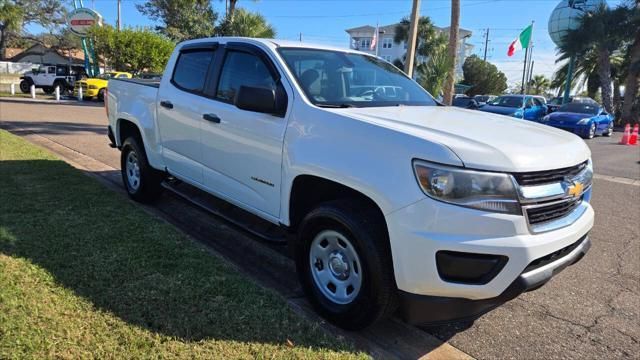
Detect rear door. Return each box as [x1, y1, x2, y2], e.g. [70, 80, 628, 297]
[198, 43, 290, 219]
[156, 43, 218, 184]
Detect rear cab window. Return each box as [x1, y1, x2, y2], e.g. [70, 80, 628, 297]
[171, 49, 215, 93]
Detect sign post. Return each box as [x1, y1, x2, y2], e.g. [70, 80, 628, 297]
[67, 6, 103, 78]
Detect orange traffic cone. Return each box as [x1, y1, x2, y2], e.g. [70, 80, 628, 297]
[620, 123, 631, 145]
[629, 124, 639, 145]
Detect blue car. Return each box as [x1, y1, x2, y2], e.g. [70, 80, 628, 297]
[477, 94, 547, 121]
[539, 102, 613, 139]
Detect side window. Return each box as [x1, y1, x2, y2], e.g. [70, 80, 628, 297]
[534, 98, 543, 107]
[48, 66, 56, 74]
[117, 74, 128, 78]
[216, 50, 276, 103]
[172, 49, 214, 93]
[525, 98, 534, 107]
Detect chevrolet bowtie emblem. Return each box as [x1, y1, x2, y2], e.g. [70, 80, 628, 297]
[567, 181, 584, 197]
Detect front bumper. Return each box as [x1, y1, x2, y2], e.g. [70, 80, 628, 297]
[546, 122, 590, 137]
[398, 234, 591, 324]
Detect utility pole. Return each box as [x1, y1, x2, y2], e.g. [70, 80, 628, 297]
[299, 33, 302, 42]
[404, 0, 421, 78]
[483, 28, 490, 61]
[117, 0, 121, 31]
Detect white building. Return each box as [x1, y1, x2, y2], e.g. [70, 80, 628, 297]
[345, 23, 474, 78]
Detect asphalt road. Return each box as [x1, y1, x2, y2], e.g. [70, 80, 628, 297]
[1, 99, 638, 359]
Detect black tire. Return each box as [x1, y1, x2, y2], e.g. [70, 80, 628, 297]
[295, 199, 397, 330]
[120, 136, 164, 202]
[603, 122, 613, 137]
[52, 80, 65, 94]
[97, 88, 105, 102]
[42, 87, 54, 94]
[19, 80, 31, 94]
[585, 123, 596, 139]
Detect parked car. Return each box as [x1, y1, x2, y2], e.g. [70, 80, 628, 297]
[547, 96, 597, 113]
[19, 64, 76, 94]
[473, 94, 496, 106]
[540, 102, 613, 139]
[452, 96, 479, 109]
[106, 38, 593, 330]
[74, 71, 132, 101]
[477, 94, 547, 121]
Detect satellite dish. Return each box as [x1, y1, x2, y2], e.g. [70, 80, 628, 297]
[548, 0, 607, 47]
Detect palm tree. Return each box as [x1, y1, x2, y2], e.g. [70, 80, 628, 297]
[394, 16, 448, 60]
[560, 4, 628, 113]
[217, 8, 275, 38]
[619, 4, 640, 123]
[442, 0, 460, 105]
[416, 51, 452, 97]
[528, 75, 550, 95]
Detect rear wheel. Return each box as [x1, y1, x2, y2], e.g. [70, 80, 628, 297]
[603, 122, 613, 137]
[296, 199, 397, 330]
[120, 136, 164, 202]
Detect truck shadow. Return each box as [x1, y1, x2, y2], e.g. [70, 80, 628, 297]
[1, 121, 107, 136]
[0, 158, 359, 353]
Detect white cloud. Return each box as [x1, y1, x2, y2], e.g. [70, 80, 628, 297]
[491, 50, 566, 86]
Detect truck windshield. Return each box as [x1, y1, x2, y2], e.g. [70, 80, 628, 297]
[278, 48, 436, 108]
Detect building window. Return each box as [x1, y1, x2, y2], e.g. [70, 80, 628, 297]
[382, 38, 393, 49]
[360, 38, 371, 49]
[382, 55, 392, 62]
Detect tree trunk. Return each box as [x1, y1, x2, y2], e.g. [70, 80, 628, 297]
[0, 25, 7, 61]
[612, 80, 621, 120]
[597, 47, 613, 113]
[622, 30, 640, 124]
[228, 0, 238, 21]
[442, 0, 460, 105]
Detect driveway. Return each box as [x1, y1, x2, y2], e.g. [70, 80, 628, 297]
[1, 99, 638, 359]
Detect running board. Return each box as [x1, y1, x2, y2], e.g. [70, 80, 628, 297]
[161, 179, 287, 244]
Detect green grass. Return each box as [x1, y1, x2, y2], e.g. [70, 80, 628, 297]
[0, 130, 364, 359]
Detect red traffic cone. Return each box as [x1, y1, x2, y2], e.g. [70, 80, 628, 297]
[629, 124, 639, 145]
[620, 123, 631, 145]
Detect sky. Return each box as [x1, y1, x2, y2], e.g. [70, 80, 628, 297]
[37, 0, 625, 85]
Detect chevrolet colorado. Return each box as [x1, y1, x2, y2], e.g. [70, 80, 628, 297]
[106, 38, 594, 330]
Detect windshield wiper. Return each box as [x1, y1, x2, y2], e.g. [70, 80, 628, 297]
[316, 103, 355, 108]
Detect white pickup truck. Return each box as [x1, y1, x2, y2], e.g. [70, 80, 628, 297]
[106, 37, 594, 330]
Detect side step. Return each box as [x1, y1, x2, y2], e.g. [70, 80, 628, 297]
[161, 179, 288, 244]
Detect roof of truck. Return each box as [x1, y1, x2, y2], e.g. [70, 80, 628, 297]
[180, 37, 366, 56]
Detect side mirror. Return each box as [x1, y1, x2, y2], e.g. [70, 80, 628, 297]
[235, 85, 286, 116]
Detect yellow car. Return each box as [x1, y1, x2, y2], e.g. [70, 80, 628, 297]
[74, 72, 132, 101]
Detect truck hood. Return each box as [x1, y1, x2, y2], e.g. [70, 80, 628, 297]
[331, 106, 590, 172]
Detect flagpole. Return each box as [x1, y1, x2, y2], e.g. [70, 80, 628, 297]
[375, 21, 379, 57]
[520, 21, 534, 94]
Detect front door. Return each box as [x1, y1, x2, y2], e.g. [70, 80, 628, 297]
[199, 45, 289, 219]
[156, 46, 217, 184]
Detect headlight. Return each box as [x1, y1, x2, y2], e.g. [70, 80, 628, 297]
[413, 161, 521, 214]
[577, 118, 591, 125]
[89, 85, 98, 89]
[542, 115, 550, 122]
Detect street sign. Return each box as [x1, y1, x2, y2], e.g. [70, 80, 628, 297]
[68, 8, 103, 37]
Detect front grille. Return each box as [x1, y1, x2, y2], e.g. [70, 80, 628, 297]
[513, 161, 587, 186]
[526, 196, 582, 225]
[523, 235, 586, 273]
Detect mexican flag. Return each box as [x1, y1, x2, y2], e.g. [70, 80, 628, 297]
[507, 25, 533, 57]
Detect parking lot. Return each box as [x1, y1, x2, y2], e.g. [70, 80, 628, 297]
[1, 99, 638, 359]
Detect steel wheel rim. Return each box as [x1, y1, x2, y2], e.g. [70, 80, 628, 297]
[608, 123, 613, 135]
[590, 124, 595, 138]
[309, 230, 363, 305]
[125, 150, 141, 191]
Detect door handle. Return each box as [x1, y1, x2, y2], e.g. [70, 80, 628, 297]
[160, 100, 173, 109]
[202, 113, 221, 124]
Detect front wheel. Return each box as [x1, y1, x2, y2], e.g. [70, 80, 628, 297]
[603, 122, 613, 137]
[586, 123, 596, 139]
[120, 136, 164, 202]
[19, 80, 31, 93]
[97, 88, 105, 102]
[296, 200, 397, 330]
